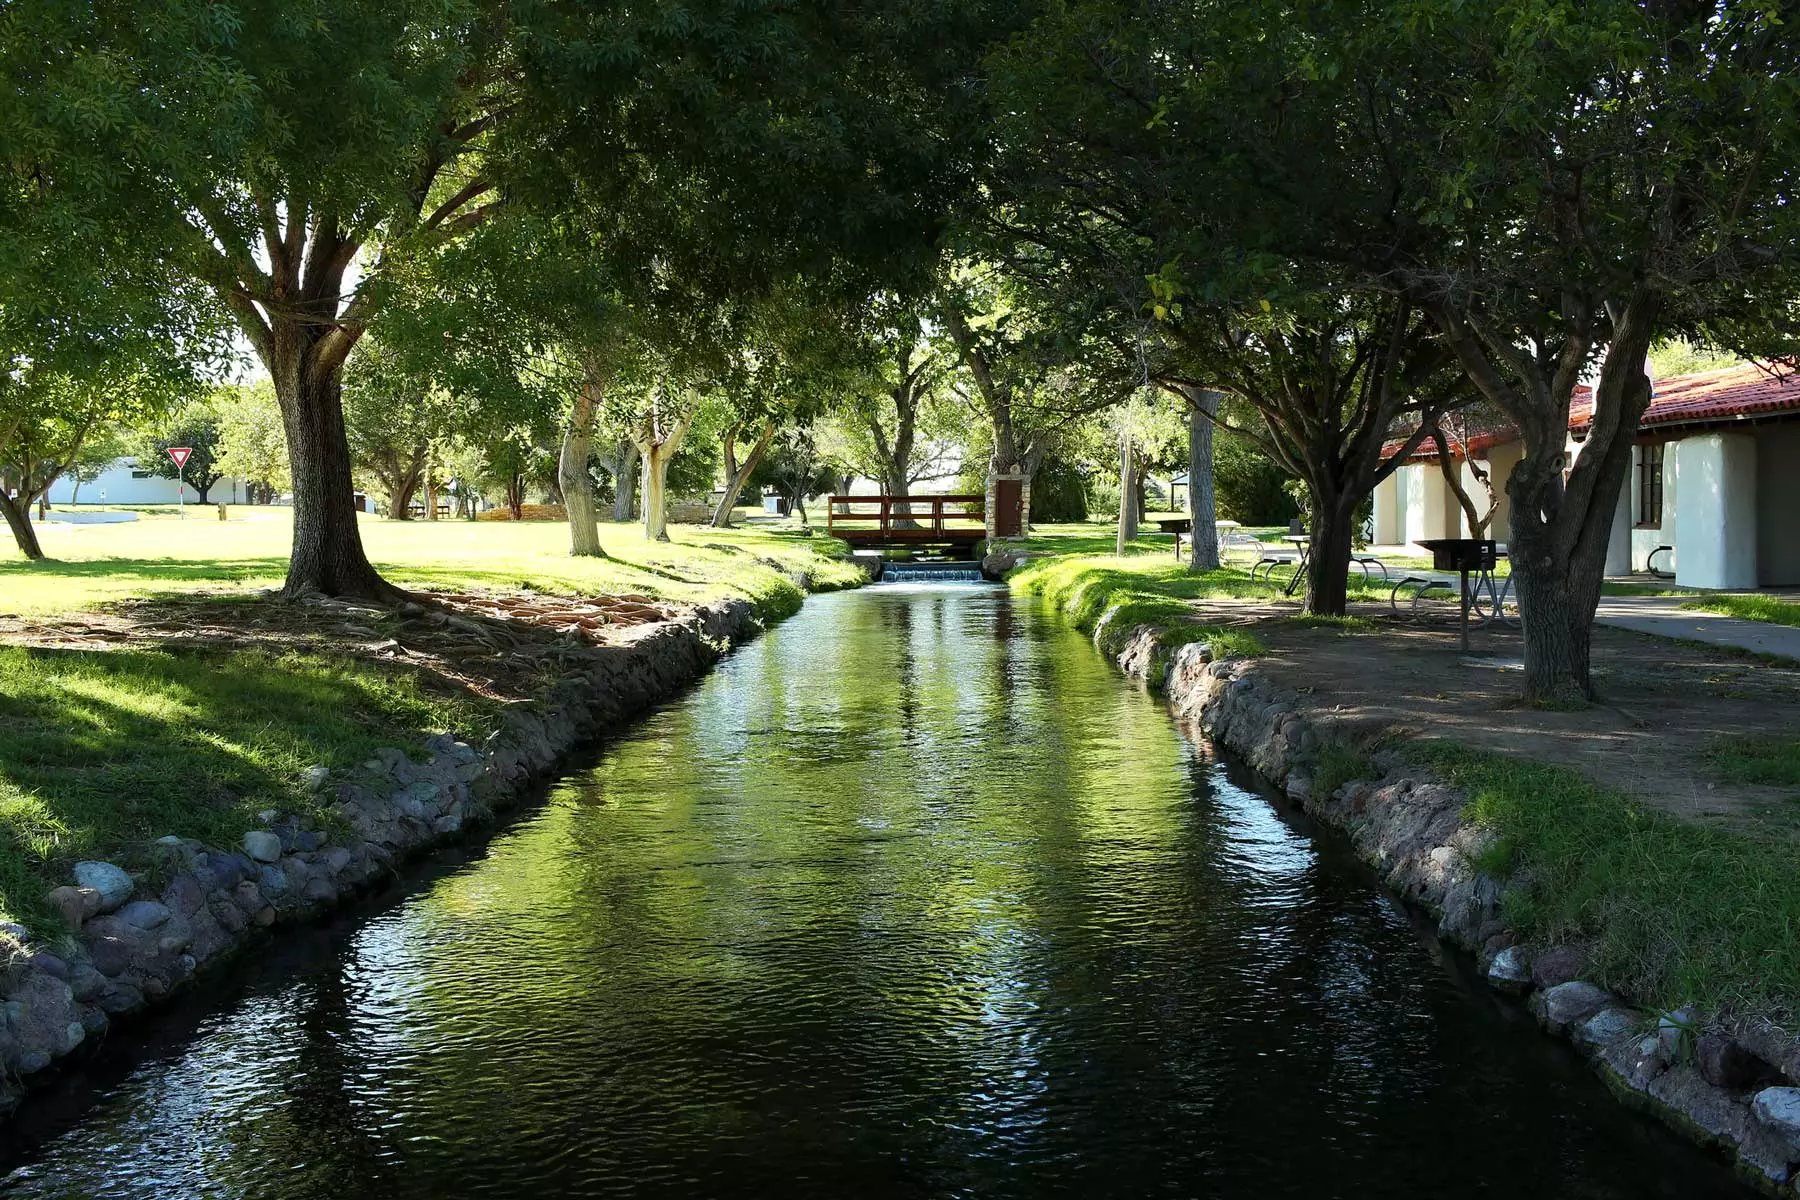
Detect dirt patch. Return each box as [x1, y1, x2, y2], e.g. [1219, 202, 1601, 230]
[0, 587, 689, 705]
[1182, 599, 1800, 835]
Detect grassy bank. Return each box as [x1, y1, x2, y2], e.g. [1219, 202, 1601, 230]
[0, 512, 862, 930]
[1009, 553, 1279, 665]
[1418, 743, 1800, 1014]
[0, 644, 493, 929]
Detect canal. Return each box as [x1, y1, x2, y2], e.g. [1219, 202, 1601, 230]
[0, 585, 1754, 1197]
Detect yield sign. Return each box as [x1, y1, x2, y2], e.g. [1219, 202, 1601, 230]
[167, 447, 193, 470]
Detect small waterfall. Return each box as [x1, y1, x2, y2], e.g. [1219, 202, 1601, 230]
[879, 564, 987, 584]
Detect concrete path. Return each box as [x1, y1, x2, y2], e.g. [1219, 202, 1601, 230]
[1594, 594, 1800, 660]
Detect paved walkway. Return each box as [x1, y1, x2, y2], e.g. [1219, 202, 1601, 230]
[1594, 594, 1800, 660]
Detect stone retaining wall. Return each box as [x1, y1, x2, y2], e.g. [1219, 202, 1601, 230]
[1109, 621, 1800, 1193]
[0, 598, 760, 1117]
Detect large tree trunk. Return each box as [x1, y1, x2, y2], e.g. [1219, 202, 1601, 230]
[1431, 290, 1657, 702]
[710, 417, 778, 528]
[272, 359, 401, 602]
[1116, 427, 1138, 552]
[640, 449, 673, 542]
[1304, 492, 1357, 617]
[0, 492, 45, 559]
[424, 475, 440, 521]
[380, 448, 426, 521]
[608, 441, 639, 522]
[635, 396, 697, 542]
[561, 365, 607, 557]
[1185, 388, 1221, 570]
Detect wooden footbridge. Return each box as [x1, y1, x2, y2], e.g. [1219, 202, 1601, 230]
[826, 495, 986, 555]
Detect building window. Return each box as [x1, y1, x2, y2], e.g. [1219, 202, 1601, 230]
[1637, 444, 1664, 528]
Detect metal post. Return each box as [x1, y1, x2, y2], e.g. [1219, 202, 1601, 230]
[1459, 567, 1471, 653]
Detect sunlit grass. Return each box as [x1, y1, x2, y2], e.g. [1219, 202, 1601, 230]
[1009, 553, 1284, 669]
[1422, 743, 1800, 1012]
[1685, 594, 1800, 628]
[0, 645, 492, 927]
[4, 508, 862, 619]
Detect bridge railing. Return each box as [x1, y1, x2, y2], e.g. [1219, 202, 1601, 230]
[826, 495, 986, 542]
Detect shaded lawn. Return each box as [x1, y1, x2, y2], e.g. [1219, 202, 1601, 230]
[1709, 735, 1800, 793]
[0, 645, 491, 927]
[1423, 743, 1800, 1013]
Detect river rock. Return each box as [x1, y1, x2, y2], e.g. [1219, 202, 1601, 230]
[242, 831, 282, 863]
[4, 972, 82, 1067]
[301, 765, 332, 792]
[183, 905, 232, 965]
[96, 982, 144, 1015]
[44, 885, 101, 929]
[1530, 944, 1587, 989]
[1698, 1034, 1779, 1091]
[30, 952, 70, 981]
[209, 891, 249, 934]
[205, 852, 255, 891]
[1751, 1087, 1800, 1150]
[85, 921, 154, 978]
[1486, 946, 1531, 993]
[72, 861, 133, 912]
[1537, 981, 1612, 1031]
[68, 964, 107, 1003]
[1628, 1035, 1670, 1088]
[1659, 1008, 1700, 1058]
[1574, 1007, 1638, 1050]
[257, 864, 289, 895]
[117, 900, 171, 930]
[162, 873, 206, 918]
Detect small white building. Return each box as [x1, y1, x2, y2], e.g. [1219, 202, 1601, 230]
[1372, 364, 1800, 589]
[45, 457, 254, 506]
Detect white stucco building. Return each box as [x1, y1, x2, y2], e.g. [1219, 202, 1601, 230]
[1371, 364, 1800, 589]
[44, 457, 254, 506]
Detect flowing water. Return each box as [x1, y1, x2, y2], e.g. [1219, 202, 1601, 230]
[0, 585, 1753, 1198]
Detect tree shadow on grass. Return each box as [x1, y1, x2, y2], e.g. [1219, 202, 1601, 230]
[0, 644, 464, 925]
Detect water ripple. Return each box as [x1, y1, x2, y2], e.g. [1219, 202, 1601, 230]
[0, 588, 1753, 1199]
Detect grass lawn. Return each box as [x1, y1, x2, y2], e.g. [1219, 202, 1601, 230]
[1708, 735, 1800, 793]
[1684, 593, 1800, 628]
[6, 508, 863, 620]
[0, 645, 491, 930]
[1421, 743, 1800, 1012]
[0, 508, 862, 930]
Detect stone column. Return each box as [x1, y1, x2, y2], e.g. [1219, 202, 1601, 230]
[1373, 475, 1402, 546]
[1605, 472, 1633, 577]
[1674, 433, 1758, 589]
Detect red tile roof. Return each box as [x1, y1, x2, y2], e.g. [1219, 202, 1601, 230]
[1571, 363, 1800, 434]
[1383, 363, 1798, 460]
